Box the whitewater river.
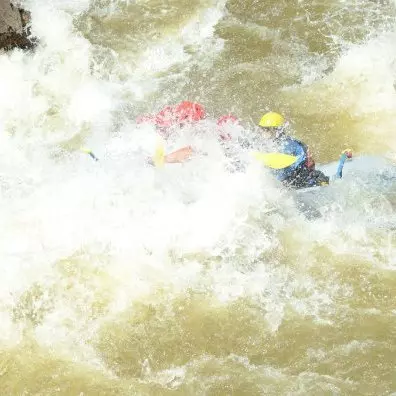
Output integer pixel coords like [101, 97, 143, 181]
[0, 0, 395, 394]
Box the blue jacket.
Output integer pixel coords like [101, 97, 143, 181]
[273, 135, 308, 182]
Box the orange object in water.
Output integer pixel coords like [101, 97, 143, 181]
[164, 146, 194, 163]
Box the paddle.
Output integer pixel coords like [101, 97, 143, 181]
[334, 149, 352, 179]
[153, 141, 165, 167]
[81, 146, 301, 170]
[252, 152, 298, 169]
[80, 147, 99, 161]
[80, 143, 166, 166]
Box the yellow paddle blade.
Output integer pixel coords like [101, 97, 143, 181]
[153, 142, 165, 167]
[252, 152, 298, 169]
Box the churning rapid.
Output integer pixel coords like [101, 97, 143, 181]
[1, 0, 396, 394]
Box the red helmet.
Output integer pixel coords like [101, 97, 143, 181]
[217, 114, 238, 126]
[155, 105, 176, 128]
[174, 101, 205, 123]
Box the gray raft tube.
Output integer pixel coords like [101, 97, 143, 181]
[294, 154, 396, 220]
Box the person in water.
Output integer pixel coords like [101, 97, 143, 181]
[137, 101, 238, 164]
[256, 111, 329, 188]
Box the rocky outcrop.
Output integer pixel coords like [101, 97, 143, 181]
[0, 0, 36, 51]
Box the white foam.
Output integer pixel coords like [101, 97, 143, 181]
[0, 0, 394, 371]
[123, 0, 226, 101]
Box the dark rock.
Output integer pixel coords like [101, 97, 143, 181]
[0, 0, 37, 51]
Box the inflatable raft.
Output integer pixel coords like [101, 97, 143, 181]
[294, 155, 396, 219]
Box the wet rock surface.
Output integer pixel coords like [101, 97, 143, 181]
[0, 0, 36, 51]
